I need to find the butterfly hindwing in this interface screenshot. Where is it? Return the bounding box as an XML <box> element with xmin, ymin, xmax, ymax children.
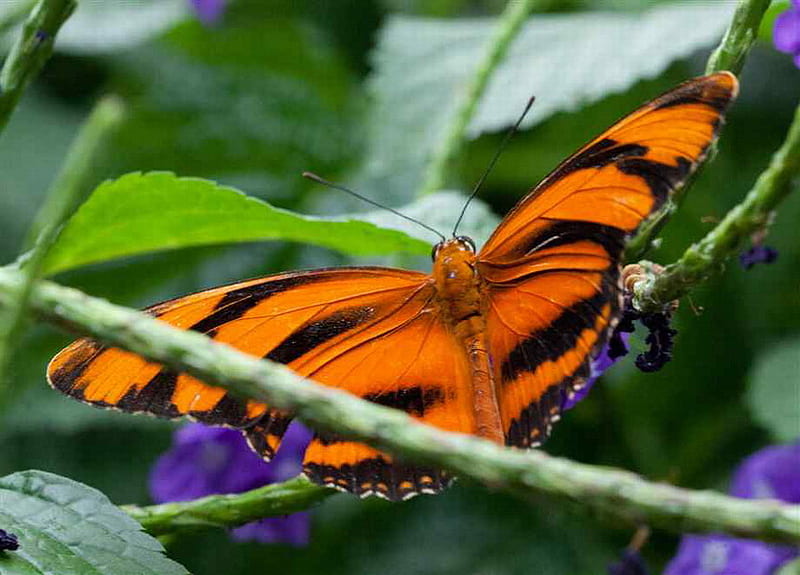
<box><xmin>478</xmin><ymin>72</ymin><xmax>738</xmax><ymax>447</ymax></box>
<box><xmin>297</xmin><ymin>307</ymin><xmax>476</xmax><ymax>499</ymax></box>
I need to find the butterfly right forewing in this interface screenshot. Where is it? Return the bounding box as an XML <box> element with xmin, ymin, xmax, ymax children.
<box><xmin>478</xmin><ymin>72</ymin><xmax>739</xmax><ymax>448</ymax></box>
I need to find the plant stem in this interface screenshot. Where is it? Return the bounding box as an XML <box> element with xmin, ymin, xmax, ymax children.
<box><xmin>626</xmin><ymin>0</ymin><xmax>771</xmax><ymax>260</ymax></box>
<box><xmin>633</xmin><ymin>99</ymin><xmax>800</xmax><ymax>313</ymax></box>
<box><xmin>416</xmin><ymin>0</ymin><xmax>538</xmax><ymax>198</ymax></box>
<box><xmin>0</xmin><ymin>0</ymin><xmax>76</xmax><ymax>135</ymax></box>
<box><xmin>0</xmin><ymin>269</ymin><xmax>796</xmax><ymax>543</ymax></box>
<box><xmin>0</xmin><ymin>97</ymin><xmax>124</xmax><ymax>397</ymax></box>
<box><xmin>705</xmin><ymin>0</ymin><xmax>772</xmax><ymax>75</ymax></box>
<box><xmin>123</xmin><ymin>477</ymin><xmax>332</xmax><ymax>536</ymax></box>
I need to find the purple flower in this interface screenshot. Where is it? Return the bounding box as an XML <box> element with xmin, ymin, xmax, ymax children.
<box><xmin>739</xmin><ymin>245</ymin><xmax>779</xmax><ymax>270</ymax></box>
<box><xmin>665</xmin><ymin>443</ymin><xmax>800</xmax><ymax>574</ymax></box>
<box><xmin>150</xmin><ymin>421</ymin><xmax>313</xmax><ymax>546</ymax></box>
<box><xmin>188</xmin><ymin>0</ymin><xmax>226</xmax><ymax>26</ymax></box>
<box><xmin>775</xmin><ymin>0</ymin><xmax>800</xmax><ymax>68</ymax></box>
<box><xmin>562</xmin><ymin>333</ymin><xmax>629</xmax><ymax>410</ymax></box>
<box><xmin>729</xmin><ymin>442</ymin><xmax>800</xmax><ymax>505</ymax></box>
<box><xmin>0</xmin><ymin>529</ymin><xmax>19</xmax><ymax>552</ymax></box>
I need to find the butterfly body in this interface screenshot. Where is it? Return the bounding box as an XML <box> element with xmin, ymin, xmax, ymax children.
<box><xmin>432</xmin><ymin>236</ymin><xmax>504</xmax><ymax>443</ymax></box>
<box><xmin>48</xmin><ymin>73</ymin><xmax>739</xmax><ymax>500</ymax></box>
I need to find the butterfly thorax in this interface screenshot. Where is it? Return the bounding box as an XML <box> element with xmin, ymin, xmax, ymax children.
<box><xmin>432</xmin><ymin>237</ymin><xmax>504</xmax><ymax>443</ymax></box>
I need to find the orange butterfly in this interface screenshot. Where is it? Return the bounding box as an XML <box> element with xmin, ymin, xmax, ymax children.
<box><xmin>48</xmin><ymin>73</ymin><xmax>738</xmax><ymax>500</ymax></box>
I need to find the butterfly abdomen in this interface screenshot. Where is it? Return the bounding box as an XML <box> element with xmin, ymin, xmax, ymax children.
<box><xmin>432</xmin><ymin>237</ymin><xmax>504</xmax><ymax>443</ymax></box>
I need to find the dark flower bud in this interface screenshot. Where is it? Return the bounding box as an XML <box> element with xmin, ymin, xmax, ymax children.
<box><xmin>739</xmin><ymin>245</ymin><xmax>778</xmax><ymax>270</ymax></box>
<box><xmin>635</xmin><ymin>311</ymin><xmax>677</xmax><ymax>373</ymax></box>
<box><xmin>609</xmin><ymin>295</ymin><xmax>639</xmax><ymax>360</ymax></box>
<box><xmin>606</xmin><ymin>294</ymin><xmax>677</xmax><ymax>372</ymax></box>
<box><xmin>0</xmin><ymin>529</ymin><xmax>19</xmax><ymax>552</ymax></box>
<box><xmin>608</xmin><ymin>549</ymin><xmax>649</xmax><ymax>575</ymax></box>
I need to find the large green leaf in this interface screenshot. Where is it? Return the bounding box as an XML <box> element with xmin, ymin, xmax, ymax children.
<box><xmin>56</xmin><ymin>0</ymin><xmax>188</xmax><ymax>54</ymax></box>
<box><xmin>747</xmin><ymin>337</ymin><xmax>800</xmax><ymax>443</ymax></box>
<box><xmin>98</xmin><ymin>17</ymin><xmax>358</xmax><ymax>201</ymax></box>
<box><xmin>41</xmin><ymin>172</ymin><xmax>431</xmax><ymax>275</ymax></box>
<box><xmin>0</xmin><ymin>1</ymin><xmax>187</xmax><ymax>55</ymax></box>
<box><xmin>0</xmin><ymin>470</ymin><xmax>187</xmax><ymax>575</ymax></box>
<box><xmin>357</xmin><ymin>3</ymin><xmax>733</xmax><ymax>202</ymax></box>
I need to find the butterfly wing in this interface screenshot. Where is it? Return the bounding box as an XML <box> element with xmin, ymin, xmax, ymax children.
<box><xmin>48</xmin><ymin>267</ymin><xmax>477</xmax><ymax>500</ymax></box>
<box><xmin>477</xmin><ymin>72</ymin><xmax>739</xmax><ymax>447</ymax></box>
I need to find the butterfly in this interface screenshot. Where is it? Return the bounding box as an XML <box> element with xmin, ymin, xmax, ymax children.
<box><xmin>48</xmin><ymin>72</ymin><xmax>738</xmax><ymax>501</ymax></box>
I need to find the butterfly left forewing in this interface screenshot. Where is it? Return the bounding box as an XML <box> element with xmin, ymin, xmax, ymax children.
<box><xmin>48</xmin><ymin>267</ymin><xmax>477</xmax><ymax>500</ymax></box>
<box><xmin>478</xmin><ymin>72</ymin><xmax>738</xmax><ymax>447</ymax></box>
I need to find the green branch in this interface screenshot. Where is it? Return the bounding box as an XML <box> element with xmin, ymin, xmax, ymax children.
<box><xmin>416</xmin><ymin>0</ymin><xmax>539</xmax><ymax>198</ymax></box>
<box><xmin>633</xmin><ymin>99</ymin><xmax>800</xmax><ymax>313</ymax></box>
<box><xmin>705</xmin><ymin>0</ymin><xmax>771</xmax><ymax>75</ymax></box>
<box><xmin>0</xmin><ymin>269</ymin><xmax>796</xmax><ymax>543</ymax></box>
<box><xmin>123</xmin><ymin>477</ymin><xmax>332</xmax><ymax>536</ymax></box>
<box><xmin>626</xmin><ymin>0</ymin><xmax>771</xmax><ymax>259</ymax></box>
<box><xmin>0</xmin><ymin>0</ymin><xmax>76</xmax><ymax>134</ymax></box>
<box><xmin>0</xmin><ymin>97</ymin><xmax>124</xmax><ymax>394</ymax></box>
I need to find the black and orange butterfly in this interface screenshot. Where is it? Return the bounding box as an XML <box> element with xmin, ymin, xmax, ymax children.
<box><xmin>48</xmin><ymin>72</ymin><xmax>738</xmax><ymax>500</ymax></box>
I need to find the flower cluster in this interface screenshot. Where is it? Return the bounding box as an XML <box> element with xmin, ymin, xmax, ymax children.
<box><xmin>664</xmin><ymin>442</ymin><xmax>800</xmax><ymax>574</ymax></box>
<box><xmin>150</xmin><ymin>421</ymin><xmax>313</xmax><ymax>545</ymax></box>
<box><xmin>774</xmin><ymin>0</ymin><xmax>800</xmax><ymax>68</ymax></box>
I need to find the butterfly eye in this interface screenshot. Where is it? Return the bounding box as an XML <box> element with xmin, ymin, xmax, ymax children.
<box><xmin>456</xmin><ymin>236</ymin><xmax>476</xmax><ymax>252</ymax></box>
<box><xmin>431</xmin><ymin>243</ymin><xmax>441</xmax><ymax>261</ymax></box>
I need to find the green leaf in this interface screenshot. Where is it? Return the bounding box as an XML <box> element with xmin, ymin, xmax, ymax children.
<box><xmin>98</xmin><ymin>17</ymin><xmax>358</xmax><ymax>200</ymax></box>
<box><xmin>0</xmin><ymin>470</ymin><xmax>188</xmax><ymax>575</ymax></box>
<box><xmin>41</xmin><ymin>172</ymin><xmax>431</xmax><ymax>275</ymax></box>
<box><xmin>358</xmin><ymin>3</ymin><xmax>734</xmax><ymax>201</ymax></box>
<box><xmin>747</xmin><ymin>337</ymin><xmax>800</xmax><ymax>442</ymax></box>
<box><xmin>56</xmin><ymin>0</ymin><xmax>188</xmax><ymax>54</ymax></box>
<box><xmin>777</xmin><ymin>558</ymin><xmax>800</xmax><ymax>575</ymax></box>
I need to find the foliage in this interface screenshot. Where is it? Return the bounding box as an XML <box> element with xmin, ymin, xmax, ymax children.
<box><xmin>747</xmin><ymin>337</ymin><xmax>800</xmax><ymax>443</ymax></box>
<box><xmin>0</xmin><ymin>0</ymin><xmax>798</xmax><ymax>574</ymax></box>
<box><xmin>0</xmin><ymin>470</ymin><xmax>187</xmax><ymax>574</ymax></box>
<box><xmin>40</xmin><ymin>171</ymin><xmax>431</xmax><ymax>275</ymax></box>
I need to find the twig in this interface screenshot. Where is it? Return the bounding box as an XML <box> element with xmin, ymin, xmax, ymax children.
<box><xmin>0</xmin><ymin>268</ymin><xmax>796</xmax><ymax>543</ymax></box>
<box><xmin>0</xmin><ymin>97</ymin><xmax>125</xmax><ymax>394</ymax></box>
<box><xmin>416</xmin><ymin>0</ymin><xmax>539</xmax><ymax>197</ymax></box>
<box><xmin>705</xmin><ymin>0</ymin><xmax>772</xmax><ymax>75</ymax></box>
<box><xmin>632</xmin><ymin>100</ymin><xmax>800</xmax><ymax>313</ymax></box>
<box><xmin>625</xmin><ymin>0</ymin><xmax>772</xmax><ymax>259</ymax></box>
<box><xmin>0</xmin><ymin>0</ymin><xmax>76</xmax><ymax>134</ymax></box>
<box><xmin>123</xmin><ymin>477</ymin><xmax>332</xmax><ymax>536</ymax></box>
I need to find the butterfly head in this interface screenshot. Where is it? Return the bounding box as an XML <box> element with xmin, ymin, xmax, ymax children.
<box><xmin>431</xmin><ymin>236</ymin><xmax>476</xmax><ymax>262</ymax></box>
<box><xmin>432</xmin><ymin>236</ymin><xmax>478</xmax><ymax>284</ymax></box>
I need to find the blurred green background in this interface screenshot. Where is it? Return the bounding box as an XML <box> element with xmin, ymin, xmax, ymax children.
<box><xmin>0</xmin><ymin>0</ymin><xmax>798</xmax><ymax>573</ymax></box>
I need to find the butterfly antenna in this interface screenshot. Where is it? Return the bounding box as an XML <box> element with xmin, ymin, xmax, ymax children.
<box><xmin>452</xmin><ymin>95</ymin><xmax>536</xmax><ymax>237</ymax></box>
<box><xmin>302</xmin><ymin>172</ymin><xmax>446</xmax><ymax>243</ymax></box>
